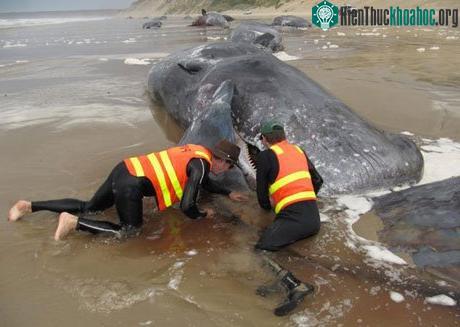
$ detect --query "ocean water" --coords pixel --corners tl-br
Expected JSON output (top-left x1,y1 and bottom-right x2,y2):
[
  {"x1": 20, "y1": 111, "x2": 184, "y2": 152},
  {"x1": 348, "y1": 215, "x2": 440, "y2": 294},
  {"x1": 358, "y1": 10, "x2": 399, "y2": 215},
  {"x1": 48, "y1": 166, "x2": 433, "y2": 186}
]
[{"x1": 0, "y1": 10, "x2": 117, "y2": 28}]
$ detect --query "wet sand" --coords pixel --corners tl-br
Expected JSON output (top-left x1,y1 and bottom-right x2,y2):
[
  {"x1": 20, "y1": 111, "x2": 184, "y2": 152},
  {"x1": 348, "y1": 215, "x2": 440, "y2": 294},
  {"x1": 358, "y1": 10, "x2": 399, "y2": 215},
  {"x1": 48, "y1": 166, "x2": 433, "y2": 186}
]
[{"x1": 1, "y1": 15, "x2": 459, "y2": 326}]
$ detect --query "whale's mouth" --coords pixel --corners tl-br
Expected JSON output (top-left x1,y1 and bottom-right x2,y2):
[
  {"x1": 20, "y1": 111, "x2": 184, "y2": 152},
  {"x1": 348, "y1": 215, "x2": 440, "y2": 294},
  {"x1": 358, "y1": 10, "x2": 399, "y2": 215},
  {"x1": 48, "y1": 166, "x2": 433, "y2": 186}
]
[{"x1": 234, "y1": 132, "x2": 261, "y2": 190}]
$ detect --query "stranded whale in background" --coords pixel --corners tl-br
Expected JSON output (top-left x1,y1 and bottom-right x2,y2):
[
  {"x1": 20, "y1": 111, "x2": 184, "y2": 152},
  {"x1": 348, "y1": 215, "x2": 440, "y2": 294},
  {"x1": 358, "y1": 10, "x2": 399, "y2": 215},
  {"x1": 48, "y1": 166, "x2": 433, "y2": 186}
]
[
  {"x1": 272, "y1": 15, "x2": 311, "y2": 28},
  {"x1": 148, "y1": 42, "x2": 423, "y2": 195},
  {"x1": 191, "y1": 9, "x2": 233, "y2": 28},
  {"x1": 230, "y1": 22, "x2": 284, "y2": 52},
  {"x1": 142, "y1": 18, "x2": 162, "y2": 29}
]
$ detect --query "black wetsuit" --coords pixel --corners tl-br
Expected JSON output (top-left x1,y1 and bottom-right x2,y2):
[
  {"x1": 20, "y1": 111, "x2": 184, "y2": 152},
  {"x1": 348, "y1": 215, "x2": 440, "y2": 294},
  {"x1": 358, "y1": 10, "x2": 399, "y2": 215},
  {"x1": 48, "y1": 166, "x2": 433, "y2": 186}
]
[
  {"x1": 31, "y1": 159, "x2": 230, "y2": 237},
  {"x1": 255, "y1": 148, "x2": 323, "y2": 251}
]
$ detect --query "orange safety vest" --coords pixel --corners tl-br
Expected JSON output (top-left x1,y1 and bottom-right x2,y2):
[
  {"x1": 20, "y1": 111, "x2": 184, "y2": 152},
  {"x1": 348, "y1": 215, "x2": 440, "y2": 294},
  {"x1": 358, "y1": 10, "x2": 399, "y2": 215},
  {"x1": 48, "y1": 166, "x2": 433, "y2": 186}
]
[
  {"x1": 269, "y1": 140, "x2": 317, "y2": 214},
  {"x1": 124, "y1": 144, "x2": 212, "y2": 211}
]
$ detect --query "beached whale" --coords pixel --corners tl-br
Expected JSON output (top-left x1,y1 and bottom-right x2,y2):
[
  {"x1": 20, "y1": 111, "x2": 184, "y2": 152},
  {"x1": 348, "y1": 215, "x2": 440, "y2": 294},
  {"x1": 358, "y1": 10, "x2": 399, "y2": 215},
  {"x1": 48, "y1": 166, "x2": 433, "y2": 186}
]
[
  {"x1": 191, "y1": 9, "x2": 231, "y2": 28},
  {"x1": 372, "y1": 176, "x2": 460, "y2": 283},
  {"x1": 272, "y1": 15, "x2": 311, "y2": 28},
  {"x1": 230, "y1": 22, "x2": 284, "y2": 52},
  {"x1": 148, "y1": 42, "x2": 423, "y2": 194},
  {"x1": 142, "y1": 19, "x2": 162, "y2": 29}
]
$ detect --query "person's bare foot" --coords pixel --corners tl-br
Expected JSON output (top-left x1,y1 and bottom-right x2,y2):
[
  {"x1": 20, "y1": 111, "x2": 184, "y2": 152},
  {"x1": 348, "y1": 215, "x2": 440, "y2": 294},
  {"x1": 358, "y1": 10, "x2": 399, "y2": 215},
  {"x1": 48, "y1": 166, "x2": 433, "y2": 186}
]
[
  {"x1": 8, "y1": 200, "x2": 32, "y2": 221},
  {"x1": 54, "y1": 212, "x2": 78, "y2": 241}
]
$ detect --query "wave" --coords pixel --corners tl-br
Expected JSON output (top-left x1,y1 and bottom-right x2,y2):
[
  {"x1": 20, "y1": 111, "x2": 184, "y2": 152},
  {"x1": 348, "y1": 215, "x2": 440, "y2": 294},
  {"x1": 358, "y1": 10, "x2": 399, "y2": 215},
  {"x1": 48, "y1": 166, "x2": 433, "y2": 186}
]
[{"x1": 0, "y1": 16, "x2": 109, "y2": 29}]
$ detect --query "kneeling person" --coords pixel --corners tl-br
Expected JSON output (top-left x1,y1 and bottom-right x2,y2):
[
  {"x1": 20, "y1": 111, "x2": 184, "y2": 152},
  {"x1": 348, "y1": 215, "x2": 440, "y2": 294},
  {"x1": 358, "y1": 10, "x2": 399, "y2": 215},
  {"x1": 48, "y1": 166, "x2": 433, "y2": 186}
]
[
  {"x1": 255, "y1": 122, "x2": 323, "y2": 251},
  {"x1": 9, "y1": 140, "x2": 247, "y2": 240},
  {"x1": 254, "y1": 122, "x2": 324, "y2": 315}
]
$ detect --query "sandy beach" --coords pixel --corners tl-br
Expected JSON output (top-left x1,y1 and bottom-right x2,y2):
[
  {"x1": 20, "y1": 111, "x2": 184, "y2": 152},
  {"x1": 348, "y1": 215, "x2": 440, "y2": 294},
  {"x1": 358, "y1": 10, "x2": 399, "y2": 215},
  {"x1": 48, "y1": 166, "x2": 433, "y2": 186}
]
[{"x1": 1, "y1": 6, "x2": 459, "y2": 327}]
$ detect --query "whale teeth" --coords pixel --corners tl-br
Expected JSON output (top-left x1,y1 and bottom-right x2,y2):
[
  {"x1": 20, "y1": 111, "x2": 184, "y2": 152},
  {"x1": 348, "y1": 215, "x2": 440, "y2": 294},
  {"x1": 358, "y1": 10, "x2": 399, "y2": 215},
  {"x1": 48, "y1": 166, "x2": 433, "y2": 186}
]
[{"x1": 246, "y1": 143, "x2": 259, "y2": 171}]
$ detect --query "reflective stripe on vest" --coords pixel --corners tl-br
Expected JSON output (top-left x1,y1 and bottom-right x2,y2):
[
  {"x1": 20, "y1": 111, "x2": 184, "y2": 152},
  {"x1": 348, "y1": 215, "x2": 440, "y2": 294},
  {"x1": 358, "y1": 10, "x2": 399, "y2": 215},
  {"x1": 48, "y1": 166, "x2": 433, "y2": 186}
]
[
  {"x1": 130, "y1": 157, "x2": 145, "y2": 176},
  {"x1": 147, "y1": 153, "x2": 172, "y2": 207},
  {"x1": 269, "y1": 170, "x2": 311, "y2": 195},
  {"x1": 195, "y1": 151, "x2": 211, "y2": 162},
  {"x1": 274, "y1": 191, "x2": 317, "y2": 214},
  {"x1": 271, "y1": 145, "x2": 283, "y2": 155},
  {"x1": 159, "y1": 151, "x2": 182, "y2": 201}
]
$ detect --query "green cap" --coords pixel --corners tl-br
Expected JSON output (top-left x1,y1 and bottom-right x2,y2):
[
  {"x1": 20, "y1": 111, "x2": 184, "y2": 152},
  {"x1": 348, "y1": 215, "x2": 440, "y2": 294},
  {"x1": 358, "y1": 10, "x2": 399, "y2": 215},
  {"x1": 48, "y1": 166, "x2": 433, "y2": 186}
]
[{"x1": 260, "y1": 121, "x2": 284, "y2": 135}]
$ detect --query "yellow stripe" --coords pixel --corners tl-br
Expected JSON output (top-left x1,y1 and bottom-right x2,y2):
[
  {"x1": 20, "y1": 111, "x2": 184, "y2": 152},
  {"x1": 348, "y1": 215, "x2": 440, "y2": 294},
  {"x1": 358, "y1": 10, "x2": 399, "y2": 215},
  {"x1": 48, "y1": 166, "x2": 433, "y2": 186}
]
[
  {"x1": 270, "y1": 145, "x2": 283, "y2": 155},
  {"x1": 269, "y1": 170, "x2": 311, "y2": 195},
  {"x1": 159, "y1": 151, "x2": 183, "y2": 200},
  {"x1": 294, "y1": 145, "x2": 304, "y2": 154},
  {"x1": 147, "y1": 153, "x2": 172, "y2": 207},
  {"x1": 275, "y1": 191, "x2": 316, "y2": 214},
  {"x1": 195, "y1": 151, "x2": 211, "y2": 162},
  {"x1": 130, "y1": 158, "x2": 145, "y2": 177}
]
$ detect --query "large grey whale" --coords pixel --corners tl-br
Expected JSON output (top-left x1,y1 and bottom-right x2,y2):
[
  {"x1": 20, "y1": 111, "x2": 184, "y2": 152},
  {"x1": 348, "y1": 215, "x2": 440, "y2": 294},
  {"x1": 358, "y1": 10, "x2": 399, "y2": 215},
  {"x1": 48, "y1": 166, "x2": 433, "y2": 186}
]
[{"x1": 148, "y1": 42, "x2": 423, "y2": 195}]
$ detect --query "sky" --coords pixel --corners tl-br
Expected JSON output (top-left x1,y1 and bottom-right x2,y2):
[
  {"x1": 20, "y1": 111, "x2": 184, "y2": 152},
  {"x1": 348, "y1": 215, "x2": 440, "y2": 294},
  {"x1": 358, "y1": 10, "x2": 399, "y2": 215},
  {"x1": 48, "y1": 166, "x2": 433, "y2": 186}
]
[{"x1": 0, "y1": 0, "x2": 134, "y2": 12}]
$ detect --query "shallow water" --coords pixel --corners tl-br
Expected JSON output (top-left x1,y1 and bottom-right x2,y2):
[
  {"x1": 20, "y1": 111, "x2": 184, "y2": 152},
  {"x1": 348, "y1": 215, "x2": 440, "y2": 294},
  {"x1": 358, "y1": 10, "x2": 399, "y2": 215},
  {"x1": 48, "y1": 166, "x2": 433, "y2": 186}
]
[{"x1": 0, "y1": 14, "x2": 459, "y2": 326}]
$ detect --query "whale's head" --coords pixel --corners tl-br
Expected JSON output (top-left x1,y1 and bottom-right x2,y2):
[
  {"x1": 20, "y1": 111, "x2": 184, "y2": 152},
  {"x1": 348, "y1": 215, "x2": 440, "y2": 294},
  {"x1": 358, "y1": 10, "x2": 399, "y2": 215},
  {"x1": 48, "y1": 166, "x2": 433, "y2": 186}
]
[{"x1": 178, "y1": 80, "x2": 259, "y2": 190}]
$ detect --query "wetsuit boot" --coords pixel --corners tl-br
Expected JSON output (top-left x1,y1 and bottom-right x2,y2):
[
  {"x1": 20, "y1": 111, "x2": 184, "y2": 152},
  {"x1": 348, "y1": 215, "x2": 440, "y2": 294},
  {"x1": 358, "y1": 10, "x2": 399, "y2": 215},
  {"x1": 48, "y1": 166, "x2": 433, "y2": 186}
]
[
  {"x1": 274, "y1": 271, "x2": 314, "y2": 316},
  {"x1": 256, "y1": 279, "x2": 283, "y2": 297}
]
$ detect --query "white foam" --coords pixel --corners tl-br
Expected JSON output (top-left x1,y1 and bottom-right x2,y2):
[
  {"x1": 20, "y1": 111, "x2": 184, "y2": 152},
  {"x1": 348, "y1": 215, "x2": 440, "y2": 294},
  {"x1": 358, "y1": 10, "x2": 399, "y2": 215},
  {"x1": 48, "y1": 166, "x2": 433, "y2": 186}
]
[
  {"x1": 168, "y1": 276, "x2": 182, "y2": 290},
  {"x1": 122, "y1": 38, "x2": 136, "y2": 44},
  {"x1": 363, "y1": 245, "x2": 407, "y2": 265},
  {"x1": 185, "y1": 249, "x2": 198, "y2": 256},
  {"x1": 0, "y1": 16, "x2": 108, "y2": 29},
  {"x1": 206, "y1": 36, "x2": 222, "y2": 41},
  {"x1": 336, "y1": 194, "x2": 411, "y2": 267},
  {"x1": 337, "y1": 32, "x2": 346, "y2": 36},
  {"x1": 360, "y1": 32, "x2": 381, "y2": 36},
  {"x1": 99, "y1": 58, "x2": 109, "y2": 61},
  {"x1": 273, "y1": 51, "x2": 299, "y2": 61},
  {"x1": 400, "y1": 131, "x2": 414, "y2": 136},
  {"x1": 336, "y1": 195, "x2": 373, "y2": 225},
  {"x1": 320, "y1": 213, "x2": 331, "y2": 223},
  {"x1": 329, "y1": 44, "x2": 339, "y2": 49},
  {"x1": 446, "y1": 36, "x2": 458, "y2": 40},
  {"x1": 3, "y1": 42, "x2": 27, "y2": 48},
  {"x1": 390, "y1": 291, "x2": 405, "y2": 303},
  {"x1": 419, "y1": 138, "x2": 460, "y2": 185},
  {"x1": 168, "y1": 261, "x2": 186, "y2": 290},
  {"x1": 425, "y1": 294, "x2": 457, "y2": 306},
  {"x1": 429, "y1": 46, "x2": 440, "y2": 50},
  {"x1": 416, "y1": 47, "x2": 425, "y2": 53},
  {"x1": 124, "y1": 58, "x2": 150, "y2": 65}
]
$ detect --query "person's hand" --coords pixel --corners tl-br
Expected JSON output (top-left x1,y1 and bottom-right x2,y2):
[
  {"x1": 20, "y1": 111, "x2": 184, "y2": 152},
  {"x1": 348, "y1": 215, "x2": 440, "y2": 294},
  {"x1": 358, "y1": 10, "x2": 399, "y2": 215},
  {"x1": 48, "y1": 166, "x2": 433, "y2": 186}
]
[
  {"x1": 229, "y1": 192, "x2": 249, "y2": 202},
  {"x1": 203, "y1": 207, "x2": 216, "y2": 218}
]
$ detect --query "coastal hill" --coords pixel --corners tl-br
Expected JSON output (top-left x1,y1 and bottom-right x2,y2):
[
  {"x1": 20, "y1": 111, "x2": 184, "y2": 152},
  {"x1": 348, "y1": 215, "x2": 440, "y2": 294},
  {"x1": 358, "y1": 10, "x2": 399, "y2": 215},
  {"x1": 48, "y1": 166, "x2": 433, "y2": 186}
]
[{"x1": 123, "y1": 0, "x2": 460, "y2": 17}]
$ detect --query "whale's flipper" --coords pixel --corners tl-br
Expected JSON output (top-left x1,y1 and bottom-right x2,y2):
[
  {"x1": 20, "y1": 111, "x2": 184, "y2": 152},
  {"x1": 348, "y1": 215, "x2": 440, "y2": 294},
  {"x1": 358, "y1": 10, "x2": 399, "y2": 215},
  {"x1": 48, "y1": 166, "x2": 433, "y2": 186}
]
[{"x1": 179, "y1": 80, "x2": 235, "y2": 148}]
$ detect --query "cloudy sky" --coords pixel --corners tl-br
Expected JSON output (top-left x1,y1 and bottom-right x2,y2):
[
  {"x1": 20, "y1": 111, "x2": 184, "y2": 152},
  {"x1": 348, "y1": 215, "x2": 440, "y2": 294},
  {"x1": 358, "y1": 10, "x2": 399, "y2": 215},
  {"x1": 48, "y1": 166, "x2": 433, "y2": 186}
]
[{"x1": 0, "y1": 0, "x2": 134, "y2": 12}]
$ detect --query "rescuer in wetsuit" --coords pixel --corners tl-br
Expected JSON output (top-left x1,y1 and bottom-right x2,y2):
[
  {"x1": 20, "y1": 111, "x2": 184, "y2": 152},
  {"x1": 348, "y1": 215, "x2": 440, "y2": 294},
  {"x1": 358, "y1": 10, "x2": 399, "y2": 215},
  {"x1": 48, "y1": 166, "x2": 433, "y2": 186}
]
[
  {"x1": 8, "y1": 140, "x2": 247, "y2": 240},
  {"x1": 254, "y1": 121, "x2": 324, "y2": 316}
]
